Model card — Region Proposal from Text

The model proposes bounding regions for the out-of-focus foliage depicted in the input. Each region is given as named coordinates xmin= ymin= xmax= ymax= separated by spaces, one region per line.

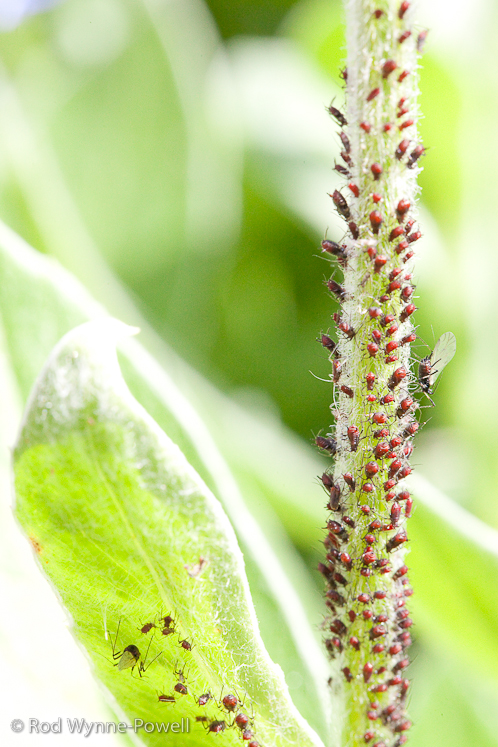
xmin=1 ymin=0 xmax=498 ymax=745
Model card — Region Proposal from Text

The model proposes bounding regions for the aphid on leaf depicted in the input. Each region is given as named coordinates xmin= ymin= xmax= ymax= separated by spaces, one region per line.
xmin=158 ymin=693 xmax=175 ymax=704
xmin=198 ymin=692 xmax=212 ymax=706
xmin=110 ymin=619 xmax=160 ymax=677
xmin=418 ymin=332 xmax=456 ymax=404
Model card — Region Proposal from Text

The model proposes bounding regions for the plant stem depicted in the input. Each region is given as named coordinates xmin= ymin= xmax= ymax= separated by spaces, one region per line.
xmin=318 ymin=1 xmax=426 ymax=745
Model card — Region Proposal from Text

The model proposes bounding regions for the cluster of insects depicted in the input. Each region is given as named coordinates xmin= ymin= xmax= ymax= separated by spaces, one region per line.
xmin=108 ymin=614 xmax=262 ymax=745
xmin=315 ymin=3 xmax=455 ymax=746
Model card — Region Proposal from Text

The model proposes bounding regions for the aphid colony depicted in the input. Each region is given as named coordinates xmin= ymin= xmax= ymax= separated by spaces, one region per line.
xmin=109 ymin=614 xmax=261 ymax=745
xmin=315 ymin=4 xmax=453 ymax=746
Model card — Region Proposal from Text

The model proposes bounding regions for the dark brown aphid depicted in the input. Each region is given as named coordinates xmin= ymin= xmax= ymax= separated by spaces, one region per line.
xmin=140 ymin=623 xmax=155 ymax=635
xmin=158 ymin=693 xmax=175 ymax=703
xmin=179 ymin=639 xmax=193 ymax=651
xmin=110 ymin=619 xmax=160 ymax=677
xmin=207 ymin=721 xmax=227 ymax=734
xmin=339 ymin=131 xmax=351 ymax=153
xmin=407 ymin=145 xmax=425 ymax=168
xmin=331 ymin=190 xmax=351 ymax=219
xmin=327 ymin=278 xmax=346 ymax=301
xmin=174 ymin=682 xmax=188 ymax=695
xmin=315 ymin=436 xmax=337 ymax=454
xmin=328 ymin=104 xmax=347 ymax=127
xmin=334 ymin=163 xmax=351 ymax=176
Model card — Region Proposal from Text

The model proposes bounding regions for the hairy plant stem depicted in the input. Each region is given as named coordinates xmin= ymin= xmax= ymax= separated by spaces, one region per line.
xmin=318 ymin=1 xmax=426 ymax=746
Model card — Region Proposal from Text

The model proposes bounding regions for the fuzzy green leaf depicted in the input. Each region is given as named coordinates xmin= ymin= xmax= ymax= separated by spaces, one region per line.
xmin=13 ymin=318 xmax=324 ymax=747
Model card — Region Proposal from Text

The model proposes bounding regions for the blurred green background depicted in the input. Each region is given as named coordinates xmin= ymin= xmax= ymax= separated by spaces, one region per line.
xmin=1 ymin=0 xmax=498 ymax=745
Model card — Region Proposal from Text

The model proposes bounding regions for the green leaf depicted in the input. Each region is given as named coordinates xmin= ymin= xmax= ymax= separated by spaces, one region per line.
xmin=13 ymin=318 xmax=325 ymax=747
xmin=0 ymin=219 xmax=332 ymax=742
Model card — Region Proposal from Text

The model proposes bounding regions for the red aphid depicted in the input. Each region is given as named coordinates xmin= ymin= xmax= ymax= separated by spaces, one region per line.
xmin=374 ymin=428 xmax=389 ymax=439
xmin=372 ymin=192 xmax=382 ymax=203
xmin=407 ymin=145 xmax=425 ymax=168
xmin=398 ymin=70 xmax=410 ymax=82
xmin=349 ymin=221 xmax=360 ymax=240
xmin=361 ymin=505 xmax=371 ymax=514
xmin=400 ymin=303 xmax=416 ymax=322
xmin=390 ymin=502 xmax=402 ymax=526
xmin=361 ymin=121 xmax=372 ymax=132
xmin=368 ymin=306 xmax=382 ymax=319
xmin=382 ymin=60 xmax=397 ymax=78
xmin=396 ymin=199 xmax=410 ymax=220
xmin=400 ymin=333 xmax=416 ymax=346
xmin=398 ymin=30 xmax=412 ymax=44
xmin=399 ymin=117 xmax=414 ymax=129
xmin=369 ymin=519 xmax=382 ymax=531
xmin=363 ymin=663 xmax=374 ymax=682
xmin=395 ymin=240 xmax=409 ymax=255
xmin=366 ymin=372 xmax=376 ymax=389
xmin=349 ymin=183 xmax=360 ymax=197
xmin=372 ymin=412 xmax=387 ymax=424
xmin=368 ymin=342 xmax=379 ymax=357
xmin=398 ymin=0 xmax=410 ymax=17
xmin=367 ymin=87 xmax=380 ymax=102
xmin=374 ymin=442 xmax=390 ymax=458
xmin=387 ymin=530 xmax=408 ymax=552
xmin=338 ymin=320 xmax=356 ymax=338
xmin=387 ymin=280 xmax=401 ymax=293
xmin=370 ymin=211 xmax=383 ymax=234
xmin=395 ymin=139 xmax=410 ymax=160
xmin=383 ymin=123 xmax=393 ymax=132
xmin=348 ymin=425 xmax=360 ymax=451
xmin=374 ymin=255 xmax=387 ymax=272
xmin=363 ymin=610 xmax=373 ymax=620
xmin=333 ymin=358 xmax=343 ymax=382
xmin=362 ymin=483 xmax=374 ymax=493
xmin=370 ymin=624 xmax=387 ymax=639
xmin=371 ymin=163 xmax=383 ymax=180
xmin=390 ymin=225 xmax=405 ymax=241
xmin=222 ymin=694 xmax=238 ymax=711
xmin=388 ymin=367 xmax=407 ymax=390
xmin=371 ymin=329 xmax=382 ymax=343
xmin=363 ymin=549 xmax=377 ymax=565
xmin=350 ymin=636 xmax=360 ymax=650
xmin=373 ymin=644 xmax=385 ymax=654
xmin=365 ymin=462 xmax=379 ymax=478
xmin=366 ymin=394 xmax=377 ymax=403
